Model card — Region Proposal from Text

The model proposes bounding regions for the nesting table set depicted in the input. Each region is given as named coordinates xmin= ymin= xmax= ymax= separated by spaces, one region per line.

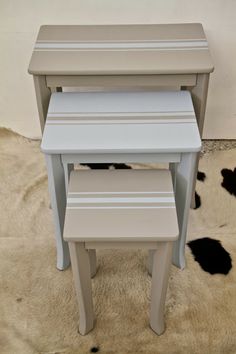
xmin=28 ymin=24 xmax=213 ymax=335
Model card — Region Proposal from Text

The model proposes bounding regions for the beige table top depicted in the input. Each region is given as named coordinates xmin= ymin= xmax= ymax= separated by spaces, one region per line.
xmin=64 ymin=169 xmax=179 ymax=242
xmin=28 ymin=23 xmax=214 ymax=76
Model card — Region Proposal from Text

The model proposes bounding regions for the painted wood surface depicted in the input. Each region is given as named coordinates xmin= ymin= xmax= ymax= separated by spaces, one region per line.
xmin=28 ymin=24 xmax=213 ymax=75
xmin=41 ymin=91 xmax=201 ymax=154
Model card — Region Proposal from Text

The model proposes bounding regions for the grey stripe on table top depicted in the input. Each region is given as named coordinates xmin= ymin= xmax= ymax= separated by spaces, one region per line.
xmin=68 ymin=192 xmax=174 ymax=199
xmin=46 ymin=111 xmax=195 ymax=125
xmin=35 ymin=39 xmax=208 ymax=51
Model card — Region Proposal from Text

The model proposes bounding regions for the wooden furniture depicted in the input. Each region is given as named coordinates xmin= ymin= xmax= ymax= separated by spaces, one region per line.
xmin=41 ymin=90 xmax=201 ymax=271
xmin=63 ymin=169 xmax=179 ymax=335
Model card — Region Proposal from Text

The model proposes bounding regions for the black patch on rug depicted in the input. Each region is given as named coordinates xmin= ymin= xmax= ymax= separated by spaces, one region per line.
xmin=188 ymin=237 xmax=232 ymax=275
xmin=113 ymin=163 xmax=132 ymax=169
xmin=80 ymin=163 xmax=131 ymax=169
xmin=90 ymin=347 xmax=99 ymax=353
xmin=194 ymin=191 xmax=201 ymax=209
xmin=80 ymin=163 xmax=112 ymax=169
xmin=221 ymin=167 xmax=236 ymax=196
xmin=197 ymin=171 xmax=206 ymax=182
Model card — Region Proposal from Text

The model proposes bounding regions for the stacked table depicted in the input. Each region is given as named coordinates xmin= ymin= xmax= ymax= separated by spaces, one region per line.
xmin=28 ymin=24 xmax=214 ymax=271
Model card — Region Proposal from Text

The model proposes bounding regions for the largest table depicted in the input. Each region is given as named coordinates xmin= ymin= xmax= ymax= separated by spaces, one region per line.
xmin=28 ymin=23 xmax=214 ymax=270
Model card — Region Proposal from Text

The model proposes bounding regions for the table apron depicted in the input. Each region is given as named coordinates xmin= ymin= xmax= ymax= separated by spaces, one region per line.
xmin=61 ymin=153 xmax=181 ymax=164
xmin=46 ymin=74 xmax=197 ymax=89
xmin=84 ymin=241 xmax=160 ymax=249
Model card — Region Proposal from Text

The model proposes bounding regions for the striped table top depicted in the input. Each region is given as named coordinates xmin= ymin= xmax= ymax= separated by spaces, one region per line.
xmin=63 ymin=169 xmax=179 ymax=242
xmin=28 ymin=24 xmax=213 ymax=75
xmin=41 ymin=90 xmax=201 ymax=154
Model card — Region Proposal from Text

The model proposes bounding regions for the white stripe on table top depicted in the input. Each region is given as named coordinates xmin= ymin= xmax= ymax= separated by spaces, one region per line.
xmin=67 ymin=197 xmax=175 ymax=203
xmin=47 ymin=112 xmax=194 ymax=118
xmin=66 ymin=206 xmax=176 ymax=209
xmin=35 ymin=40 xmax=208 ymax=51
xmin=46 ymin=119 xmax=196 ymax=125
xmin=34 ymin=48 xmax=208 ymax=53
xmin=68 ymin=191 xmax=173 ymax=195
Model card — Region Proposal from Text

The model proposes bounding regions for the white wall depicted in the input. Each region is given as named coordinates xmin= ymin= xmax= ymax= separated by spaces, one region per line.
xmin=0 ymin=0 xmax=236 ymax=139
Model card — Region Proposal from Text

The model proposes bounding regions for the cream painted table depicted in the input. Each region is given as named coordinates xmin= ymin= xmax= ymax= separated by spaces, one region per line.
xmin=28 ymin=23 xmax=213 ymax=270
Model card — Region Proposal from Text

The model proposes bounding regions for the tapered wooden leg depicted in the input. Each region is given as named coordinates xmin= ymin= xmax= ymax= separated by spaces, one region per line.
xmin=33 ymin=75 xmax=51 ymax=133
xmin=69 ymin=242 xmax=94 ymax=335
xmin=45 ymin=154 xmax=70 ymax=270
xmin=172 ymin=153 xmax=197 ymax=269
xmin=63 ymin=163 xmax=74 ymax=195
xmin=188 ymin=74 xmax=209 ymax=209
xmin=150 ymin=242 xmax=173 ymax=335
xmin=89 ymin=249 xmax=97 ymax=278
xmin=190 ymin=152 xmax=201 ymax=209
xmin=147 ymin=250 xmax=155 ymax=276
xmin=169 ymin=162 xmax=177 ymax=191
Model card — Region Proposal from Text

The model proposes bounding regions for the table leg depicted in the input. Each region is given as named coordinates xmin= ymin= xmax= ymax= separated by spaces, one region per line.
xmin=69 ymin=242 xmax=94 ymax=335
xmin=186 ymin=74 xmax=210 ymax=208
xmin=88 ymin=249 xmax=97 ymax=278
xmin=190 ymin=74 xmax=210 ymax=136
xmin=147 ymin=250 xmax=155 ymax=276
xmin=33 ymin=75 xmax=51 ymax=133
xmin=150 ymin=242 xmax=173 ymax=335
xmin=172 ymin=153 xmax=197 ymax=269
xmin=45 ymin=154 xmax=70 ymax=270
xmin=63 ymin=163 xmax=74 ymax=194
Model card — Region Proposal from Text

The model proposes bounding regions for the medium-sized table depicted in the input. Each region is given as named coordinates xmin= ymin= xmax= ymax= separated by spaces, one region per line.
xmin=41 ymin=91 xmax=201 ymax=270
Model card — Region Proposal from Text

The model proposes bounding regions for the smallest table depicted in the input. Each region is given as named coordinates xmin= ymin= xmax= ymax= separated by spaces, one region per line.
xmin=64 ymin=169 xmax=179 ymax=335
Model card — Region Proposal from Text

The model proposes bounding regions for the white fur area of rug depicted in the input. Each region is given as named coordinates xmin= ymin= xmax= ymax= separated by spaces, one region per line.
xmin=0 ymin=128 xmax=236 ymax=354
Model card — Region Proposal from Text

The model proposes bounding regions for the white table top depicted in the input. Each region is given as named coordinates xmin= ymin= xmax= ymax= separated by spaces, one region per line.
xmin=41 ymin=91 xmax=201 ymax=154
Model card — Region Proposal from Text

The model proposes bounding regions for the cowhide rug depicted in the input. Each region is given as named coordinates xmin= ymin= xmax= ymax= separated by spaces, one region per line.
xmin=0 ymin=128 xmax=236 ymax=354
